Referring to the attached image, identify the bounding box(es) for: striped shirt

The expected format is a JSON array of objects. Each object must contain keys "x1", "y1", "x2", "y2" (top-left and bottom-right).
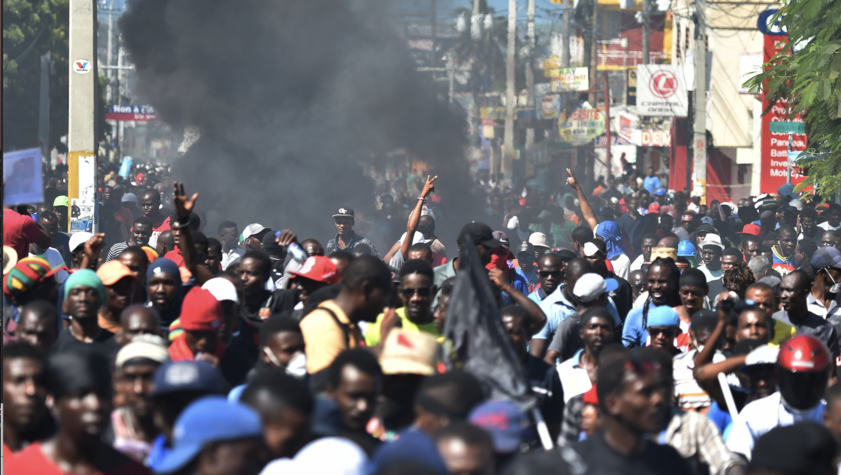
[
  {"x1": 662, "y1": 409, "x2": 744, "y2": 475},
  {"x1": 105, "y1": 241, "x2": 131, "y2": 262},
  {"x1": 673, "y1": 349, "x2": 726, "y2": 410}
]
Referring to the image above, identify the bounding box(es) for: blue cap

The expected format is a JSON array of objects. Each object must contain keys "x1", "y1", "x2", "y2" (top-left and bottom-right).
[
  {"x1": 151, "y1": 361, "x2": 225, "y2": 398},
  {"x1": 655, "y1": 188, "x2": 667, "y2": 196},
  {"x1": 812, "y1": 247, "x2": 841, "y2": 270},
  {"x1": 469, "y1": 399, "x2": 530, "y2": 453},
  {"x1": 154, "y1": 396, "x2": 263, "y2": 474},
  {"x1": 677, "y1": 240, "x2": 696, "y2": 257},
  {"x1": 646, "y1": 306, "x2": 681, "y2": 329},
  {"x1": 369, "y1": 430, "x2": 447, "y2": 475}
]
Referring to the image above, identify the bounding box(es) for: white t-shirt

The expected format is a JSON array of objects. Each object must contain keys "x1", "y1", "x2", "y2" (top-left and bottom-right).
[
  {"x1": 630, "y1": 254, "x2": 645, "y2": 272},
  {"x1": 819, "y1": 221, "x2": 840, "y2": 231},
  {"x1": 29, "y1": 248, "x2": 69, "y2": 284},
  {"x1": 610, "y1": 253, "x2": 631, "y2": 280},
  {"x1": 725, "y1": 392, "x2": 825, "y2": 459},
  {"x1": 556, "y1": 349, "x2": 593, "y2": 403}
]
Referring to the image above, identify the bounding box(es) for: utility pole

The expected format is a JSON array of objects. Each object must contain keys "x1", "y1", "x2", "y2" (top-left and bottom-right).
[
  {"x1": 471, "y1": 0, "x2": 482, "y2": 151},
  {"x1": 105, "y1": 0, "x2": 114, "y2": 103},
  {"x1": 525, "y1": 0, "x2": 536, "y2": 153},
  {"x1": 642, "y1": 0, "x2": 650, "y2": 64},
  {"x1": 503, "y1": 0, "x2": 517, "y2": 187},
  {"x1": 589, "y1": 0, "x2": 598, "y2": 105},
  {"x1": 693, "y1": 4, "x2": 707, "y2": 203},
  {"x1": 38, "y1": 52, "x2": 51, "y2": 163},
  {"x1": 68, "y1": 0, "x2": 98, "y2": 233},
  {"x1": 562, "y1": 0, "x2": 571, "y2": 67}
]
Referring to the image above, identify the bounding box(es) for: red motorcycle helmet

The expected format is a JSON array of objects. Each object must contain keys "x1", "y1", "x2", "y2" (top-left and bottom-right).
[{"x1": 777, "y1": 335, "x2": 830, "y2": 412}]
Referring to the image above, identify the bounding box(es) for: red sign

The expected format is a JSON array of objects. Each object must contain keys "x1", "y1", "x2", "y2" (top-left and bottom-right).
[
  {"x1": 760, "y1": 34, "x2": 806, "y2": 193},
  {"x1": 649, "y1": 70, "x2": 678, "y2": 98}
]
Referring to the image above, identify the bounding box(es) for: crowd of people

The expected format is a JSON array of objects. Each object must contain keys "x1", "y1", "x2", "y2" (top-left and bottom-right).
[{"x1": 5, "y1": 157, "x2": 841, "y2": 475}]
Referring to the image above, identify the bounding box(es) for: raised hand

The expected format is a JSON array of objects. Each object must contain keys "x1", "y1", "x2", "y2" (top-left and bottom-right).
[
  {"x1": 421, "y1": 175, "x2": 438, "y2": 198},
  {"x1": 173, "y1": 182, "x2": 199, "y2": 221},
  {"x1": 566, "y1": 168, "x2": 580, "y2": 190},
  {"x1": 275, "y1": 229, "x2": 298, "y2": 247}
]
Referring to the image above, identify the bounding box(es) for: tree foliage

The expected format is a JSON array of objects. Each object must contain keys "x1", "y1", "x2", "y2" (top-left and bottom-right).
[
  {"x1": 3, "y1": 0, "x2": 108, "y2": 151},
  {"x1": 745, "y1": 0, "x2": 841, "y2": 196}
]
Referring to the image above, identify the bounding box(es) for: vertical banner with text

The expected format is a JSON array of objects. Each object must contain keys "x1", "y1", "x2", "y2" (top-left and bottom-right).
[{"x1": 760, "y1": 34, "x2": 807, "y2": 193}]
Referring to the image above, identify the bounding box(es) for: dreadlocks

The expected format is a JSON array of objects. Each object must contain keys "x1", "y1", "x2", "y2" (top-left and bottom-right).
[
  {"x1": 641, "y1": 257, "x2": 682, "y2": 331},
  {"x1": 723, "y1": 265, "x2": 756, "y2": 299}
]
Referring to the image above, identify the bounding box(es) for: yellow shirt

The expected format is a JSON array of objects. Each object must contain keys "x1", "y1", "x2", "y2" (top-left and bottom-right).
[
  {"x1": 300, "y1": 300, "x2": 363, "y2": 374},
  {"x1": 771, "y1": 318, "x2": 797, "y2": 347},
  {"x1": 364, "y1": 307, "x2": 442, "y2": 347}
]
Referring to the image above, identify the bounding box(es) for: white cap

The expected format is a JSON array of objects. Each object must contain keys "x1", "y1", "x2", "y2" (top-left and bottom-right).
[
  {"x1": 115, "y1": 334, "x2": 169, "y2": 370},
  {"x1": 421, "y1": 205, "x2": 435, "y2": 219},
  {"x1": 528, "y1": 232, "x2": 549, "y2": 249},
  {"x1": 698, "y1": 233, "x2": 725, "y2": 250},
  {"x1": 202, "y1": 277, "x2": 239, "y2": 304},
  {"x1": 69, "y1": 232, "x2": 94, "y2": 253},
  {"x1": 398, "y1": 231, "x2": 427, "y2": 245},
  {"x1": 582, "y1": 241, "x2": 603, "y2": 257},
  {"x1": 745, "y1": 345, "x2": 780, "y2": 367},
  {"x1": 789, "y1": 199, "x2": 804, "y2": 210},
  {"x1": 241, "y1": 223, "x2": 267, "y2": 241},
  {"x1": 572, "y1": 273, "x2": 615, "y2": 303}
]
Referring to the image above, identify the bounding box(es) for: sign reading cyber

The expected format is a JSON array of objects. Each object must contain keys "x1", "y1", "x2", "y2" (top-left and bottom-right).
[{"x1": 636, "y1": 65, "x2": 688, "y2": 117}]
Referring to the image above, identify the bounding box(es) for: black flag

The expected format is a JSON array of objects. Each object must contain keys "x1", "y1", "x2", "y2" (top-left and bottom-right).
[{"x1": 441, "y1": 235, "x2": 537, "y2": 410}]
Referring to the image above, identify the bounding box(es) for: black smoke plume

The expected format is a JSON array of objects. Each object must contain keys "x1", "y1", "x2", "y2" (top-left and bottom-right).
[{"x1": 119, "y1": 0, "x2": 481, "y2": 243}]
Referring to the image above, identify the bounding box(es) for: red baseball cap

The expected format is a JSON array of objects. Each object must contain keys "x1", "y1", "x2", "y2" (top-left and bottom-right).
[
  {"x1": 738, "y1": 223, "x2": 761, "y2": 236},
  {"x1": 648, "y1": 203, "x2": 661, "y2": 214},
  {"x1": 179, "y1": 287, "x2": 223, "y2": 332},
  {"x1": 289, "y1": 256, "x2": 341, "y2": 284}
]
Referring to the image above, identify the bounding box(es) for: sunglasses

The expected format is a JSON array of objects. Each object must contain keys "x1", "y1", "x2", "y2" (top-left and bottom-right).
[
  {"x1": 648, "y1": 327, "x2": 678, "y2": 338},
  {"x1": 538, "y1": 270, "x2": 562, "y2": 279},
  {"x1": 400, "y1": 287, "x2": 433, "y2": 299}
]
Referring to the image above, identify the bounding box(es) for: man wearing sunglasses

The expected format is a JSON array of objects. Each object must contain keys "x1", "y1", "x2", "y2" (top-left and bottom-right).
[
  {"x1": 645, "y1": 306, "x2": 682, "y2": 357},
  {"x1": 774, "y1": 271, "x2": 840, "y2": 363},
  {"x1": 527, "y1": 253, "x2": 563, "y2": 304},
  {"x1": 364, "y1": 259, "x2": 439, "y2": 347},
  {"x1": 807, "y1": 247, "x2": 841, "y2": 323}
]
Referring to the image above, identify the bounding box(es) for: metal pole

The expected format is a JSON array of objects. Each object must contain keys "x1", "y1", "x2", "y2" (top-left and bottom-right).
[
  {"x1": 525, "y1": 0, "x2": 536, "y2": 153},
  {"x1": 431, "y1": 0, "x2": 437, "y2": 67},
  {"x1": 106, "y1": 1, "x2": 114, "y2": 103},
  {"x1": 562, "y1": 0, "x2": 571, "y2": 67},
  {"x1": 471, "y1": 0, "x2": 482, "y2": 149},
  {"x1": 604, "y1": 74, "x2": 611, "y2": 178},
  {"x1": 503, "y1": 0, "x2": 517, "y2": 187},
  {"x1": 693, "y1": 5, "x2": 707, "y2": 203},
  {"x1": 642, "y1": 0, "x2": 650, "y2": 64},
  {"x1": 38, "y1": 52, "x2": 51, "y2": 163},
  {"x1": 68, "y1": 0, "x2": 98, "y2": 233},
  {"x1": 590, "y1": 0, "x2": 598, "y2": 105}
]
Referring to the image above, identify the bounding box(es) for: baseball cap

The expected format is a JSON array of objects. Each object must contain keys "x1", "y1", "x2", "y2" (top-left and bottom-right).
[
  {"x1": 738, "y1": 223, "x2": 761, "y2": 236},
  {"x1": 121, "y1": 193, "x2": 138, "y2": 203},
  {"x1": 655, "y1": 188, "x2": 666, "y2": 196},
  {"x1": 698, "y1": 233, "x2": 725, "y2": 250},
  {"x1": 151, "y1": 361, "x2": 226, "y2": 397},
  {"x1": 241, "y1": 223, "x2": 267, "y2": 241},
  {"x1": 379, "y1": 329, "x2": 439, "y2": 376},
  {"x1": 700, "y1": 216, "x2": 715, "y2": 226},
  {"x1": 529, "y1": 232, "x2": 550, "y2": 249},
  {"x1": 179, "y1": 288, "x2": 223, "y2": 332},
  {"x1": 201, "y1": 277, "x2": 239, "y2": 303},
  {"x1": 573, "y1": 273, "x2": 618, "y2": 303},
  {"x1": 332, "y1": 207, "x2": 355, "y2": 219},
  {"x1": 289, "y1": 256, "x2": 341, "y2": 284},
  {"x1": 492, "y1": 231, "x2": 510, "y2": 250},
  {"x1": 96, "y1": 260, "x2": 136, "y2": 286},
  {"x1": 457, "y1": 222, "x2": 501, "y2": 248},
  {"x1": 69, "y1": 232, "x2": 94, "y2": 253},
  {"x1": 469, "y1": 400, "x2": 530, "y2": 454},
  {"x1": 54, "y1": 196, "x2": 69, "y2": 207},
  {"x1": 695, "y1": 224, "x2": 716, "y2": 234},
  {"x1": 648, "y1": 203, "x2": 660, "y2": 214},
  {"x1": 518, "y1": 242, "x2": 535, "y2": 256},
  {"x1": 115, "y1": 335, "x2": 170, "y2": 370},
  {"x1": 3, "y1": 246, "x2": 18, "y2": 275},
  {"x1": 811, "y1": 247, "x2": 841, "y2": 270},
  {"x1": 646, "y1": 306, "x2": 680, "y2": 328},
  {"x1": 154, "y1": 396, "x2": 263, "y2": 474},
  {"x1": 582, "y1": 242, "x2": 604, "y2": 258}
]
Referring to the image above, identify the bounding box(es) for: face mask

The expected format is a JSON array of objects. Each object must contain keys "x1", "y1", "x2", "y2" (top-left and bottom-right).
[
  {"x1": 285, "y1": 352, "x2": 307, "y2": 379},
  {"x1": 824, "y1": 269, "x2": 841, "y2": 294}
]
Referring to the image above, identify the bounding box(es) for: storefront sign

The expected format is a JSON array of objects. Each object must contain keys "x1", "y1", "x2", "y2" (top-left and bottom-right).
[
  {"x1": 549, "y1": 67, "x2": 590, "y2": 92},
  {"x1": 636, "y1": 65, "x2": 688, "y2": 117},
  {"x1": 558, "y1": 108, "x2": 606, "y2": 146},
  {"x1": 106, "y1": 105, "x2": 158, "y2": 122}
]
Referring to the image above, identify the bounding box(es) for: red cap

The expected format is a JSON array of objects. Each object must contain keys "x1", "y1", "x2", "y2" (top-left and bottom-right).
[
  {"x1": 648, "y1": 203, "x2": 660, "y2": 214},
  {"x1": 179, "y1": 287, "x2": 223, "y2": 332},
  {"x1": 738, "y1": 224, "x2": 761, "y2": 236},
  {"x1": 778, "y1": 335, "x2": 830, "y2": 373},
  {"x1": 582, "y1": 386, "x2": 599, "y2": 405},
  {"x1": 289, "y1": 256, "x2": 341, "y2": 284}
]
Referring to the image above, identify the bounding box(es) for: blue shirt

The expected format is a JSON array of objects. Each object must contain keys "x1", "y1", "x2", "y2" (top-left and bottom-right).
[
  {"x1": 536, "y1": 285, "x2": 622, "y2": 341},
  {"x1": 147, "y1": 435, "x2": 172, "y2": 471},
  {"x1": 622, "y1": 302, "x2": 668, "y2": 347},
  {"x1": 515, "y1": 266, "x2": 540, "y2": 294},
  {"x1": 528, "y1": 287, "x2": 549, "y2": 304},
  {"x1": 643, "y1": 176, "x2": 660, "y2": 194}
]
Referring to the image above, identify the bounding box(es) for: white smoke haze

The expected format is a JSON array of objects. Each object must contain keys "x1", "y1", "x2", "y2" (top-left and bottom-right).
[{"x1": 120, "y1": 0, "x2": 482, "y2": 241}]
